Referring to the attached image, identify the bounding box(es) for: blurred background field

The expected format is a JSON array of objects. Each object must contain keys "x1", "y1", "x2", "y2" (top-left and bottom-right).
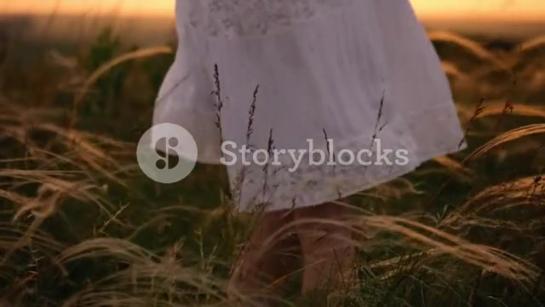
[{"x1": 1, "y1": 3, "x2": 545, "y2": 307}]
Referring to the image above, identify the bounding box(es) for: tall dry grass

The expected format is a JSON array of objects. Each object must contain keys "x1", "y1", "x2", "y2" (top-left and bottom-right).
[{"x1": 0, "y1": 25, "x2": 544, "y2": 306}]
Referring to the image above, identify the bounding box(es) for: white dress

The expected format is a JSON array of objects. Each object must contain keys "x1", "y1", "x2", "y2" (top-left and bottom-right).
[{"x1": 154, "y1": 0, "x2": 467, "y2": 212}]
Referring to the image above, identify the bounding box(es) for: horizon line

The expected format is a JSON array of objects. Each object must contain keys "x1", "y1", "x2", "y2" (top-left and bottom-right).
[{"x1": 2, "y1": 10, "x2": 545, "y2": 23}]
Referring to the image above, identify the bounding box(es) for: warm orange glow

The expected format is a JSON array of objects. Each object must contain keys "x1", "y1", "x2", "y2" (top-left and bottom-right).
[
  {"x1": 412, "y1": 0, "x2": 545, "y2": 21},
  {"x1": 1, "y1": 0, "x2": 545, "y2": 20},
  {"x1": 0, "y1": 0, "x2": 173, "y2": 16}
]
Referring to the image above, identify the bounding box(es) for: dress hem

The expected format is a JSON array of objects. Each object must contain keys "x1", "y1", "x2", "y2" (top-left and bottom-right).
[
  {"x1": 233, "y1": 101, "x2": 468, "y2": 213},
  {"x1": 246, "y1": 142, "x2": 468, "y2": 213}
]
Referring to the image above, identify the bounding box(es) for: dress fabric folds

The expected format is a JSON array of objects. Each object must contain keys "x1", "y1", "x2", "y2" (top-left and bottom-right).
[{"x1": 154, "y1": 0, "x2": 467, "y2": 212}]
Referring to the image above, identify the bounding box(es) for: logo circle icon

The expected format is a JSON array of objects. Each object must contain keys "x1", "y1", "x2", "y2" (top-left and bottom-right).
[{"x1": 137, "y1": 123, "x2": 198, "y2": 184}]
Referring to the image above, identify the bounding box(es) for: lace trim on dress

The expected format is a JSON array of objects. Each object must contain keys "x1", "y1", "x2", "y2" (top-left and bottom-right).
[
  {"x1": 229, "y1": 104, "x2": 467, "y2": 212},
  {"x1": 202, "y1": 0, "x2": 355, "y2": 37}
]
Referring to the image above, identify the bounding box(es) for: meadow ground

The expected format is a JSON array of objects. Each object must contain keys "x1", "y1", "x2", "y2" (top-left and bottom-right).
[{"x1": 0, "y1": 15, "x2": 545, "y2": 307}]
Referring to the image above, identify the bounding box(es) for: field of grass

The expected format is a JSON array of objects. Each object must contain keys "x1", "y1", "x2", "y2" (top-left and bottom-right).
[{"x1": 1, "y1": 16, "x2": 545, "y2": 307}]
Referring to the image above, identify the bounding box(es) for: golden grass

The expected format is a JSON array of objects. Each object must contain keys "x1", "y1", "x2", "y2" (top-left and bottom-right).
[
  {"x1": 441, "y1": 61, "x2": 471, "y2": 80},
  {"x1": 465, "y1": 124, "x2": 545, "y2": 162},
  {"x1": 432, "y1": 156, "x2": 474, "y2": 180},
  {"x1": 70, "y1": 46, "x2": 173, "y2": 126},
  {"x1": 458, "y1": 100, "x2": 545, "y2": 122},
  {"x1": 429, "y1": 31, "x2": 509, "y2": 70},
  {"x1": 1, "y1": 30, "x2": 545, "y2": 306},
  {"x1": 519, "y1": 35, "x2": 545, "y2": 53}
]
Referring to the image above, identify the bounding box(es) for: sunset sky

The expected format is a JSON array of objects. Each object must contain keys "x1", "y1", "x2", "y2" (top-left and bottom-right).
[{"x1": 2, "y1": 0, "x2": 545, "y2": 21}]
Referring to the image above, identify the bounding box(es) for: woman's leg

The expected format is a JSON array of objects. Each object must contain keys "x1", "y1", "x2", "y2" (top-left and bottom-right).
[
  {"x1": 293, "y1": 202, "x2": 356, "y2": 294},
  {"x1": 228, "y1": 209, "x2": 301, "y2": 305}
]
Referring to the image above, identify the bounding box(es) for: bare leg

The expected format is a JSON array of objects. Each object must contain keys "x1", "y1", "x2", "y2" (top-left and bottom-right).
[
  {"x1": 293, "y1": 203, "x2": 356, "y2": 295},
  {"x1": 228, "y1": 210, "x2": 300, "y2": 306}
]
